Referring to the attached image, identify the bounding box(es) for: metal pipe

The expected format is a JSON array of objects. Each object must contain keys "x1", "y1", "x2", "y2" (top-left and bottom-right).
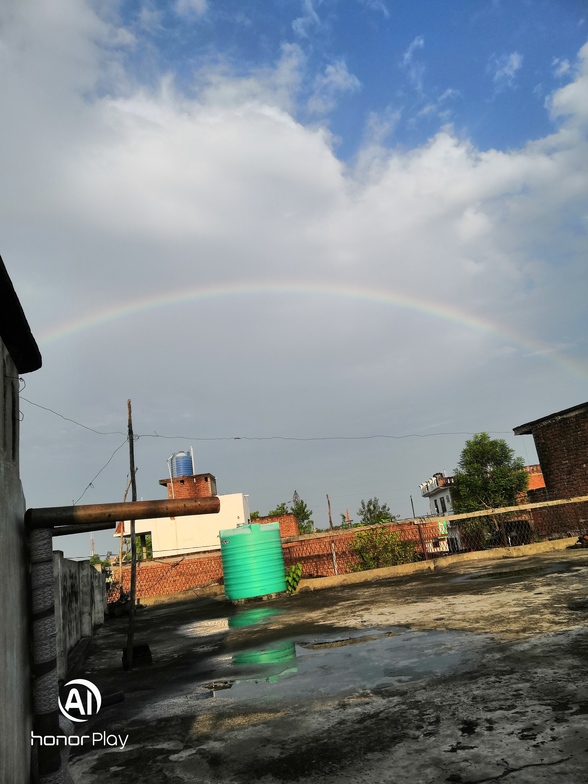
[
  {"x1": 26, "y1": 496, "x2": 220, "y2": 529},
  {"x1": 52, "y1": 522, "x2": 119, "y2": 537}
]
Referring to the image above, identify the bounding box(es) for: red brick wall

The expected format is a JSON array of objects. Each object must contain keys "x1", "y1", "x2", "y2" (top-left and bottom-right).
[
  {"x1": 531, "y1": 410, "x2": 588, "y2": 500},
  {"x1": 160, "y1": 473, "x2": 217, "y2": 500},
  {"x1": 116, "y1": 551, "x2": 224, "y2": 599},
  {"x1": 110, "y1": 520, "x2": 441, "y2": 601},
  {"x1": 256, "y1": 514, "x2": 299, "y2": 538}
]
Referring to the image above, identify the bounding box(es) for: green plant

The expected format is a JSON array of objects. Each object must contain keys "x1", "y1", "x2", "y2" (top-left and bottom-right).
[
  {"x1": 285, "y1": 563, "x2": 303, "y2": 594},
  {"x1": 349, "y1": 525, "x2": 419, "y2": 571},
  {"x1": 357, "y1": 498, "x2": 398, "y2": 526}
]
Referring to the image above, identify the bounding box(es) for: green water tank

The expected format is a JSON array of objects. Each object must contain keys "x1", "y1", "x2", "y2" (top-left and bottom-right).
[{"x1": 220, "y1": 523, "x2": 287, "y2": 601}]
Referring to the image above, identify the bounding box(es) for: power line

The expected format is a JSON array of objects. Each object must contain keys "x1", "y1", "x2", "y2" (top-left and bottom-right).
[
  {"x1": 21, "y1": 396, "x2": 126, "y2": 436},
  {"x1": 20, "y1": 397, "x2": 511, "y2": 441},
  {"x1": 73, "y1": 438, "x2": 129, "y2": 505}
]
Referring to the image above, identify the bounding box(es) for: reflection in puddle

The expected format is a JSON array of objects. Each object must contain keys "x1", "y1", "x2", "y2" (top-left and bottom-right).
[
  {"x1": 229, "y1": 607, "x2": 282, "y2": 629},
  {"x1": 180, "y1": 617, "x2": 230, "y2": 637},
  {"x1": 232, "y1": 640, "x2": 296, "y2": 666}
]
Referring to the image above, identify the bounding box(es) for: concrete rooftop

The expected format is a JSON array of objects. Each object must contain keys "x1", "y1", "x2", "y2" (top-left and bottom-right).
[{"x1": 70, "y1": 546, "x2": 588, "y2": 783}]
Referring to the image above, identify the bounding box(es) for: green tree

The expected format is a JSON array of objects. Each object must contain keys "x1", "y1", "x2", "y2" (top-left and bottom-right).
[
  {"x1": 250, "y1": 511, "x2": 260, "y2": 520},
  {"x1": 357, "y1": 497, "x2": 397, "y2": 526},
  {"x1": 452, "y1": 433, "x2": 528, "y2": 513},
  {"x1": 290, "y1": 498, "x2": 314, "y2": 534},
  {"x1": 268, "y1": 499, "x2": 314, "y2": 534}
]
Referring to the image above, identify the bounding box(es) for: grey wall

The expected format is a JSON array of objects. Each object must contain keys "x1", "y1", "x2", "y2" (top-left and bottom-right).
[
  {"x1": 53, "y1": 553, "x2": 106, "y2": 680},
  {"x1": 0, "y1": 344, "x2": 31, "y2": 784}
]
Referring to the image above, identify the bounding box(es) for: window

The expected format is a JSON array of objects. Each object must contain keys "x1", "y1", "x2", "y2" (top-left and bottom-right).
[{"x1": 440, "y1": 497, "x2": 447, "y2": 514}]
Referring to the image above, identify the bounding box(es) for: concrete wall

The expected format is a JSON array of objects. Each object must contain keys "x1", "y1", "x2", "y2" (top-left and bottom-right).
[
  {"x1": 53, "y1": 552, "x2": 106, "y2": 680},
  {"x1": 0, "y1": 345, "x2": 31, "y2": 784}
]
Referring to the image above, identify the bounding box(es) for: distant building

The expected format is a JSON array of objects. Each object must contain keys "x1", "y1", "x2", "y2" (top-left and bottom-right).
[
  {"x1": 116, "y1": 464, "x2": 251, "y2": 557},
  {"x1": 419, "y1": 472, "x2": 455, "y2": 516}
]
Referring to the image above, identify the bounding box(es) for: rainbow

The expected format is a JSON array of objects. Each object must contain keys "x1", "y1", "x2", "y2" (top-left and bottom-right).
[{"x1": 38, "y1": 281, "x2": 587, "y2": 378}]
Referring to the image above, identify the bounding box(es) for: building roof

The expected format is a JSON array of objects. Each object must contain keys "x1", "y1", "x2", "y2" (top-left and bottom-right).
[
  {"x1": 513, "y1": 401, "x2": 588, "y2": 435},
  {"x1": 0, "y1": 255, "x2": 42, "y2": 373}
]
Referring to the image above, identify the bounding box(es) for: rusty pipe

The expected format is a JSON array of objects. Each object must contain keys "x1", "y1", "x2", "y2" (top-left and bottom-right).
[{"x1": 26, "y1": 496, "x2": 220, "y2": 529}]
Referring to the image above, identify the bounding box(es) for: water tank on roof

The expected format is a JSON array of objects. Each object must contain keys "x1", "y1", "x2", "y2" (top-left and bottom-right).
[
  {"x1": 170, "y1": 450, "x2": 193, "y2": 478},
  {"x1": 220, "y1": 523, "x2": 287, "y2": 601}
]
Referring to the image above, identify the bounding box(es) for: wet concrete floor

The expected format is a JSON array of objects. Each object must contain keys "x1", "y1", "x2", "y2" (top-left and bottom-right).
[{"x1": 70, "y1": 548, "x2": 588, "y2": 783}]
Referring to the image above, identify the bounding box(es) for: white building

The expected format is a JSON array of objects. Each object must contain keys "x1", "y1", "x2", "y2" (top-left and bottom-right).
[
  {"x1": 117, "y1": 492, "x2": 250, "y2": 558},
  {"x1": 419, "y1": 471, "x2": 455, "y2": 517}
]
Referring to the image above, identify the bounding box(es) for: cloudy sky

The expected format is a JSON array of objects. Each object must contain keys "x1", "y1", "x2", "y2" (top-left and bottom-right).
[{"x1": 4, "y1": 0, "x2": 588, "y2": 557}]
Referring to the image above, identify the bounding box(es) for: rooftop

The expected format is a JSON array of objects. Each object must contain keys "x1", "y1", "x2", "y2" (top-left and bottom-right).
[{"x1": 513, "y1": 401, "x2": 588, "y2": 435}]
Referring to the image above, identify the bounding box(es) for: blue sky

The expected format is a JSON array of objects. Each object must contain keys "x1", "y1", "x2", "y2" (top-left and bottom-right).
[
  {"x1": 117, "y1": 0, "x2": 587, "y2": 156},
  {"x1": 1, "y1": 0, "x2": 587, "y2": 557}
]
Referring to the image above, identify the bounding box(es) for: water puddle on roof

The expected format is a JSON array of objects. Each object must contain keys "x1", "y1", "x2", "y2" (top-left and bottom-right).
[
  {"x1": 200, "y1": 627, "x2": 488, "y2": 701},
  {"x1": 179, "y1": 606, "x2": 283, "y2": 638}
]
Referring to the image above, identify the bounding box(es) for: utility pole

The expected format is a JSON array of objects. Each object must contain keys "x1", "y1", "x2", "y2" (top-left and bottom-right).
[
  {"x1": 118, "y1": 474, "x2": 133, "y2": 586},
  {"x1": 125, "y1": 400, "x2": 138, "y2": 670}
]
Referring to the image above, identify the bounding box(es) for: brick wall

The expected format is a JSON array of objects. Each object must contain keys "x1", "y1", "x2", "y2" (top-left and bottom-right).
[
  {"x1": 531, "y1": 410, "x2": 588, "y2": 499},
  {"x1": 256, "y1": 513, "x2": 299, "y2": 538},
  {"x1": 112, "y1": 520, "x2": 438, "y2": 600},
  {"x1": 159, "y1": 473, "x2": 217, "y2": 500},
  {"x1": 109, "y1": 502, "x2": 588, "y2": 603}
]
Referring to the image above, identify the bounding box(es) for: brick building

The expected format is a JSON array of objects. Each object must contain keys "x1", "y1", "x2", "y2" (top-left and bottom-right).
[{"x1": 514, "y1": 402, "x2": 588, "y2": 535}]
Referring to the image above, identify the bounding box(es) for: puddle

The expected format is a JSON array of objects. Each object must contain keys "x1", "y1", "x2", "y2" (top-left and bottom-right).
[
  {"x1": 180, "y1": 607, "x2": 283, "y2": 638},
  {"x1": 180, "y1": 617, "x2": 230, "y2": 637},
  {"x1": 229, "y1": 607, "x2": 282, "y2": 629},
  {"x1": 140, "y1": 626, "x2": 489, "y2": 720},
  {"x1": 232, "y1": 640, "x2": 296, "y2": 666},
  {"x1": 215, "y1": 628, "x2": 486, "y2": 701},
  {"x1": 453, "y1": 563, "x2": 575, "y2": 584}
]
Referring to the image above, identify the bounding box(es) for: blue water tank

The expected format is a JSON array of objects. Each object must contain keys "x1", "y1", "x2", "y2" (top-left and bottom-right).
[{"x1": 170, "y1": 451, "x2": 193, "y2": 478}]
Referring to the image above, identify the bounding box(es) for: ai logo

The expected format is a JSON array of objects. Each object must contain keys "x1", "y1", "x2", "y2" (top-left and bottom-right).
[{"x1": 58, "y1": 679, "x2": 102, "y2": 723}]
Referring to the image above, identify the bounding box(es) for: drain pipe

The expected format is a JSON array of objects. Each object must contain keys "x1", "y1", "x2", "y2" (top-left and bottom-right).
[{"x1": 26, "y1": 496, "x2": 220, "y2": 784}]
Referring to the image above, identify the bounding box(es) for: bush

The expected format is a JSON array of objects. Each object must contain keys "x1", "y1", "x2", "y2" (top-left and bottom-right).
[
  {"x1": 285, "y1": 563, "x2": 303, "y2": 594},
  {"x1": 349, "y1": 525, "x2": 419, "y2": 571}
]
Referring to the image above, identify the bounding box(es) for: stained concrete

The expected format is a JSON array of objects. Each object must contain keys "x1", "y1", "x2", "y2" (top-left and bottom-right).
[{"x1": 69, "y1": 548, "x2": 588, "y2": 783}]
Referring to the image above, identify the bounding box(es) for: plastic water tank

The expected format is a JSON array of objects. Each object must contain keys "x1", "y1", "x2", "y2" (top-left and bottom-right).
[
  {"x1": 170, "y1": 451, "x2": 193, "y2": 478},
  {"x1": 220, "y1": 523, "x2": 287, "y2": 601}
]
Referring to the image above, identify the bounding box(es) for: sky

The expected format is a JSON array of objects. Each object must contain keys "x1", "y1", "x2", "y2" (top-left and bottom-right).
[{"x1": 3, "y1": 0, "x2": 588, "y2": 558}]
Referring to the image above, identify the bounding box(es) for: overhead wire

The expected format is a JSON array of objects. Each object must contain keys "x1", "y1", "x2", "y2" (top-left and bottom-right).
[
  {"x1": 73, "y1": 438, "x2": 129, "y2": 505},
  {"x1": 19, "y1": 397, "x2": 511, "y2": 441}
]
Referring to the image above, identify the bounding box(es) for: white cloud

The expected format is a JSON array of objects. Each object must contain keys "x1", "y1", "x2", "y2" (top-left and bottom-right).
[
  {"x1": 552, "y1": 57, "x2": 571, "y2": 78},
  {"x1": 489, "y1": 51, "x2": 523, "y2": 91},
  {"x1": 175, "y1": 0, "x2": 207, "y2": 18},
  {"x1": 401, "y1": 35, "x2": 425, "y2": 92},
  {"x1": 292, "y1": 0, "x2": 321, "y2": 38},
  {"x1": 307, "y1": 60, "x2": 361, "y2": 114},
  {"x1": 1, "y1": 1, "x2": 587, "y2": 532}
]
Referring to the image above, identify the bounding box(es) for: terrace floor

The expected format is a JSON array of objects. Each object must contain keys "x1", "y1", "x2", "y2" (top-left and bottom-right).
[{"x1": 70, "y1": 547, "x2": 588, "y2": 783}]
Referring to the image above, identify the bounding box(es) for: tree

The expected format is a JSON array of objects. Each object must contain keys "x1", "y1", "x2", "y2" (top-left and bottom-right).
[
  {"x1": 290, "y1": 498, "x2": 314, "y2": 535},
  {"x1": 357, "y1": 497, "x2": 397, "y2": 526},
  {"x1": 268, "y1": 499, "x2": 314, "y2": 534},
  {"x1": 452, "y1": 433, "x2": 528, "y2": 513},
  {"x1": 250, "y1": 511, "x2": 260, "y2": 519}
]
